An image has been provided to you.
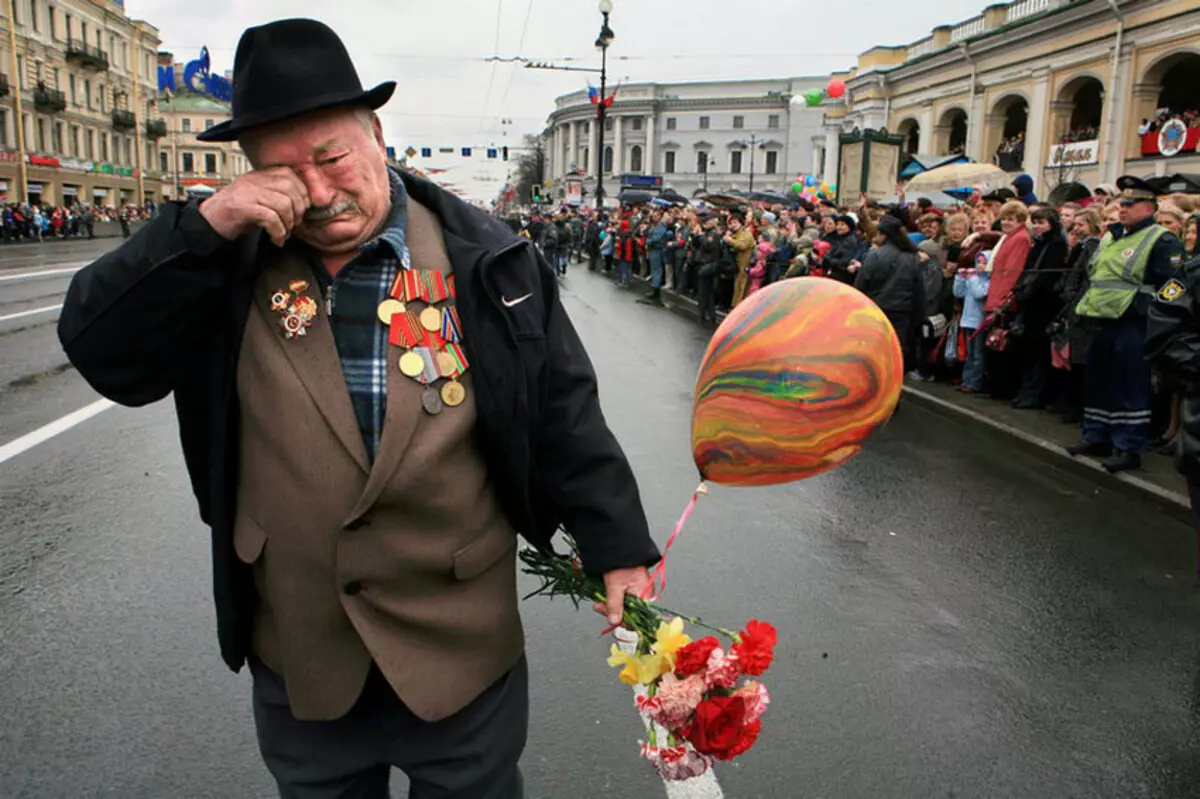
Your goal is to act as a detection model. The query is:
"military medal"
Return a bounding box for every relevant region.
[419,306,442,332]
[377,298,406,324]
[422,386,445,415]
[399,350,424,377]
[436,349,458,376]
[441,380,466,407]
[270,283,318,339]
[384,266,470,413]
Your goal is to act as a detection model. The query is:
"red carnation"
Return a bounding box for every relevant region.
[680,695,761,760]
[674,636,721,677]
[731,620,777,676]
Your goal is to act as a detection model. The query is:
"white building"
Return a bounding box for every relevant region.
[543,77,829,204]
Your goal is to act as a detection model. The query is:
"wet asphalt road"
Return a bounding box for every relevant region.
[2,238,1200,798]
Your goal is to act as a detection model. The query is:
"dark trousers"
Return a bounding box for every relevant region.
[251,656,528,799]
[697,262,718,323]
[1082,316,1153,454]
[884,310,915,372]
[1014,329,1050,406]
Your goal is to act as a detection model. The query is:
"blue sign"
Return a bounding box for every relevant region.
[157,64,175,92]
[620,174,663,188]
[386,146,396,161]
[421,147,432,158]
[487,148,498,159]
[461,147,472,157]
[182,47,233,103]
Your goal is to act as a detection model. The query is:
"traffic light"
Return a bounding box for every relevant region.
[502,146,509,161]
[532,184,543,203]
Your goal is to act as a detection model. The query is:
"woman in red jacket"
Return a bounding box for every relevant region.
[982,201,1033,399]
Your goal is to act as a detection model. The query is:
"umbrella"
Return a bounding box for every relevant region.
[701,192,750,211]
[747,191,792,205]
[618,189,654,206]
[904,162,1013,193]
[1046,181,1092,206]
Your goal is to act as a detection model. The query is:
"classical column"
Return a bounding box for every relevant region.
[549,125,560,179]
[568,121,578,172]
[1023,68,1051,191]
[967,89,986,162]
[823,127,839,186]
[612,115,623,175]
[919,101,935,153]
[645,114,656,175]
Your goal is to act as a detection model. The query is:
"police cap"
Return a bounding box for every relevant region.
[1115,175,1160,203]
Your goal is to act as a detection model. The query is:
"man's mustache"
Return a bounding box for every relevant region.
[304,200,360,222]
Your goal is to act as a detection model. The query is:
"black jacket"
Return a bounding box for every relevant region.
[824,232,860,285]
[854,242,925,317]
[57,173,660,671]
[1147,255,1200,482]
[1014,227,1068,328]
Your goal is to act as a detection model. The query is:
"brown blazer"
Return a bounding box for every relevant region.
[233,200,524,722]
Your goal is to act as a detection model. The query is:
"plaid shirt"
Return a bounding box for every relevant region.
[314,170,411,463]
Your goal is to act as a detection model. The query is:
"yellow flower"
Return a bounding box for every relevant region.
[607,644,669,686]
[651,617,692,669]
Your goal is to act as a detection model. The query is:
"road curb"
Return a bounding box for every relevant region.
[901,384,1192,519]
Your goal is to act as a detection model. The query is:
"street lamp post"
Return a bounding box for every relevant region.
[594,0,614,211]
[745,133,760,192]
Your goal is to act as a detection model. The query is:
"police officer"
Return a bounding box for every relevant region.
[1066,175,1185,472]
[1146,250,1200,582]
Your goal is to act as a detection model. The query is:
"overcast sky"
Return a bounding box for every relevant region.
[127,0,989,202]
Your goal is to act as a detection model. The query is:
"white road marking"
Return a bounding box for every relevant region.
[614,628,725,798]
[0,263,88,282]
[0,304,63,322]
[0,399,115,465]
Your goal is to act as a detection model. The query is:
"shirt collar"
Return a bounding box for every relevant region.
[360,168,408,260]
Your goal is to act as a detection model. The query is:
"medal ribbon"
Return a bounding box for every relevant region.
[389,311,436,349]
[441,307,463,344]
[443,342,469,375]
[390,270,454,305]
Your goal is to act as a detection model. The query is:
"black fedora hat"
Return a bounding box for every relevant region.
[197,18,395,143]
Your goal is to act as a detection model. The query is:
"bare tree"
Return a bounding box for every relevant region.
[511,134,546,206]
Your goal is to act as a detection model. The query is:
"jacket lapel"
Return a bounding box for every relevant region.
[345,346,422,519]
[254,254,370,475]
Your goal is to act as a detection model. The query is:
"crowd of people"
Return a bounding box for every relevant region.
[513,171,1197,481]
[1138,107,1200,136]
[0,202,155,243]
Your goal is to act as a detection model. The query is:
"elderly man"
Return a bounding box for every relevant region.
[1067,175,1186,473]
[57,19,657,799]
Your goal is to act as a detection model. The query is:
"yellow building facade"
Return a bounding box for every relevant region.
[823,0,1200,197]
[0,0,166,206]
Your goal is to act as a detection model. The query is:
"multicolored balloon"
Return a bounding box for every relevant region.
[691,278,903,486]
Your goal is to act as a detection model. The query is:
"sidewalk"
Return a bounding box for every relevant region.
[608,267,1192,519]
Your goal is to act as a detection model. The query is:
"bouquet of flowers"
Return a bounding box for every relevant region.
[520,540,776,782]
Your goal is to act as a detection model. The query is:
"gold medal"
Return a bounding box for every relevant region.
[420,306,442,332]
[441,380,466,408]
[399,350,424,378]
[377,298,406,324]
[436,350,458,377]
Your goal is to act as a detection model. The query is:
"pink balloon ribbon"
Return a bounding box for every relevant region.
[600,482,707,637]
[640,482,708,602]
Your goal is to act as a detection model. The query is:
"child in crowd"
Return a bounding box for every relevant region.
[954,250,993,393]
[748,231,775,297]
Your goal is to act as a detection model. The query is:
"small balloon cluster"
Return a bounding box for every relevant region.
[802,77,846,108]
[791,173,836,202]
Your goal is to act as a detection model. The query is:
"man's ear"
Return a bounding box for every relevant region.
[372,113,386,149]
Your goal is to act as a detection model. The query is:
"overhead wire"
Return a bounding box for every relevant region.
[477,0,505,133]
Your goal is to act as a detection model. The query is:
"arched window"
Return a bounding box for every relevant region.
[630,145,643,173]
[603,146,613,173]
